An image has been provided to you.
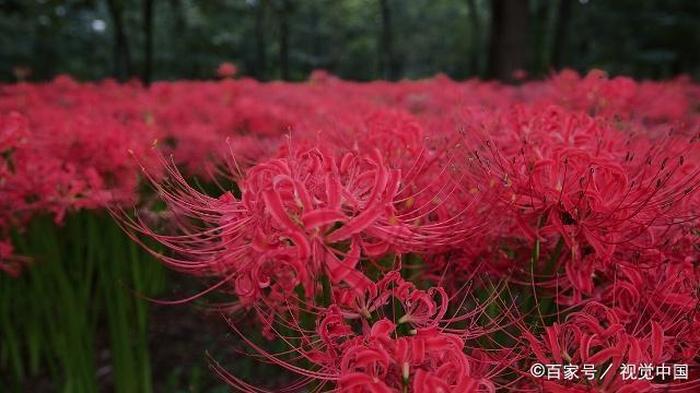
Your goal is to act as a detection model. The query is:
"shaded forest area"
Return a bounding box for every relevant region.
[1,0,699,83]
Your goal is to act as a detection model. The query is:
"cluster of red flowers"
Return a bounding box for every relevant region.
[1,70,699,391]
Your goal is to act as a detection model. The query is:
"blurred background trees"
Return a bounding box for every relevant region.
[0,0,698,83]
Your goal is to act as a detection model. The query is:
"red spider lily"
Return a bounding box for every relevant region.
[465,105,700,302]
[331,271,448,328]
[0,79,158,231]
[208,269,520,392]
[594,257,700,363]
[217,62,238,79]
[537,69,695,126]
[2,70,699,390]
[0,240,28,277]
[336,320,494,393]
[518,302,699,392]
[219,281,498,393]
[0,111,28,152]
[119,142,480,312]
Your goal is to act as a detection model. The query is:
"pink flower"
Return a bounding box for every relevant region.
[335,319,494,392]
[0,111,28,152]
[520,302,696,391]
[216,62,238,79]
[0,240,28,277]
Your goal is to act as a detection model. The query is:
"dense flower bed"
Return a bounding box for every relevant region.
[1,70,699,391]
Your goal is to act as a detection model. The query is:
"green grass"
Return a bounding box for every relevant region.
[0,211,164,393]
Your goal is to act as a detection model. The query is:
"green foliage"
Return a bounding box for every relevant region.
[2,0,696,83]
[0,212,164,392]
[564,0,700,79]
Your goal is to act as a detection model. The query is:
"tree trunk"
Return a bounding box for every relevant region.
[255,0,267,80]
[278,0,291,80]
[169,0,185,33]
[551,0,572,70]
[142,0,154,86]
[488,0,529,82]
[379,0,399,80]
[106,0,132,81]
[466,0,481,77]
[310,3,322,70]
[167,0,190,77]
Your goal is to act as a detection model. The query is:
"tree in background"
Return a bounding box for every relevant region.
[273,0,292,80]
[551,0,572,70]
[378,0,398,80]
[106,0,132,81]
[488,0,529,81]
[0,0,698,82]
[252,0,267,80]
[142,0,153,86]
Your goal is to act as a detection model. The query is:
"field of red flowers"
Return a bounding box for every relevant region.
[1,70,699,392]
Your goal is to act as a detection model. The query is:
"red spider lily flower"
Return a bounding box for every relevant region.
[0,111,28,152]
[336,319,495,393]
[467,105,700,303]
[120,142,479,313]
[0,240,28,277]
[512,69,528,82]
[0,82,159,232]
[593,255,700,363]
[519,302,699,392]
[3,70,699,390]
[0,112,28,245]
[330,271,451,333]
[238,304,495,393]
[216,62,238,79]
[212,272,509,392]
[540,69,695,126]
